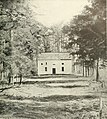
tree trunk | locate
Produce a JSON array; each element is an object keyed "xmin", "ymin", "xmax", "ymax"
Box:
[
  {"xmin": 83, "ymin": 61, "xmax": 84, "ymax": 77},
  {"xmin": 88, "ymin": 66, "xmax": 90, "ymax": 76},
  {"xmin": 96, "ymin": 59, "xmax": 99, "ymax": 81},
  {"xmin": 36, "ymin": 48, "xmax": 38, "ymax": 76},
  {"xmin": 1, "ymin": 61, "xmax": 4, "ymax": 81},
  {"xmin": 85, "ymin": 67, "xmax": 87, "ymax": 77},
  {"xmin": 1, "ymin": 71, "xmax": 4, "ymax": 81}
]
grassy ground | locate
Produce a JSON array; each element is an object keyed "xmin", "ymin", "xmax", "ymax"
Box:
[
  {"xmin": 0, "ymin": 95, "xmax": 100, "ymax": 119},
  {"xmin": 0, "ymin": 77, "xmax": 107, "ymax": 119}
]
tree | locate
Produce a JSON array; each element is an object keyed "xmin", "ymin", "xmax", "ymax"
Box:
[
  {"xmin": 62, "ymin": 0, "xmax": 106, "ymax": 81},
  {"xmin": 0, "ymin": 0, "xmax": 33, "ymax": 81},
  {"xmin": 0, "ymin": 1, "xmax": 13, "ymax": 81},
  {"xmin": 49, "ymin": 24, "xmax": 67, "ymax": 52}
]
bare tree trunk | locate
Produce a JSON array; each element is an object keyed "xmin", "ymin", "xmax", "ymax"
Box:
[
  {"xmin": 88, "ymin": 66, "xmax": 90, "ymax": 76},
  {"xmin": 36, "ymin": 48, "xmax": 38, "ymax": 76},
  {"xmin": 1, "ymin": 59, "xmax": 4, "ymax": 81},
  {"xmin": 83, "ymin": 61, "xmax": 84, "ymax": 77},
  {"xmin": 1, "ymin": 71, "xmax": 4, "ymax": 81},
  {"xmin": 85, "ymin": 67, "xmax": 88, "ymax": 77},
  {"xmin": 96, "ymin": 59, "xmax": 99, "ymax": 82},
  {"xmin": 1, "ymin": 39, "xmax": 5, "ymax": 81}
]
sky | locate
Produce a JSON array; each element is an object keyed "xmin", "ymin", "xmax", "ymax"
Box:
[{"xmin": 29, "ymin": 0, "xmax": 89, "ymax": 27}]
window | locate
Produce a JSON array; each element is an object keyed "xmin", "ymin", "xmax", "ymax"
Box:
[
  {"xmin": 45, "ymin": 67, "xmax": 47, "ymax": 71},
  {"xmin": 41, "ymin": 63, "xmax": 43, "ymax": 65},
  {"xmin": 62, "ymin": 63, "xmax": 64, "ymax": 65},
  {"xmin": 62, "ymin": 67, "xmax": 64, "ymax": 71},
  {"xmin": 46, "ymin": 62, "xmax": 47, "ymax": 65}
]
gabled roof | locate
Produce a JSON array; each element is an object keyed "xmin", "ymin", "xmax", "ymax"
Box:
[{"xmin": 38, "ymin": 52, "xmax": 72, "ymax": 60}]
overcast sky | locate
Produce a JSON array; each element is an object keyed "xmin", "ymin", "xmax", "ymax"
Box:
[{"xmin": 29, "ymin": 0, "xmax": 89, "ymax": 27}]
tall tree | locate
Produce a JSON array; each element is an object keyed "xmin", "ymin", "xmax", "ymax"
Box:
[
  {"xmin": 0, "ymin": 0, "xmax": 34, "ymax": 80},
  {"xmin": 63, "ymin": 0, "xmax": 106, "ymax": 80}
]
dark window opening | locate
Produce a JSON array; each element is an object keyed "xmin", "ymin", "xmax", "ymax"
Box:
[
  {"xmin": 45, "ymin": 67, "xmax": 47, "ymax": 71},
  {"xmin": 41, "ymin": 63, "xmax": 43, "ymax": 65},
  {"xmin": 62, "ymin": 67, "xmax": 64, "ymax": 71},
  {"xmin": 62, "ymin": 63, "xmax": 64, "ymax": 65},
  {"xmin": 46, "ymin": 62, "xmax": 47, "ymax": 65}
]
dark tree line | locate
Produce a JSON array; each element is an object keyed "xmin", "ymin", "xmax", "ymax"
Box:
[
  {"xmin": 62, "ymin": 0, "xmax": 106, "ymax": 81},
  {"xmin": 0, "ymin": 0, "xmax": 54, "ymax": 85}
]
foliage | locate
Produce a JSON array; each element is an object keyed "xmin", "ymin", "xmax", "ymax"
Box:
[
  {"xmin": 62, "ymin": 0, "xmax": 106, "ymax": 79},
  {"xmin": 49, "ymin": 24, "xmax": 67, "ymax": 52},
  {"xmin": 63, "ymin": 0, "xmax": 106, "ymax": 59},
  {"xmin": 0, "ymin": 0, "xmax": 55, "ymax": 78}
]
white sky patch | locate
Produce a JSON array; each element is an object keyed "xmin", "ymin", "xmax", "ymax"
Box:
[{"xmin": 29, "ymin": 0, "xmax": 89, "ymax": 27}]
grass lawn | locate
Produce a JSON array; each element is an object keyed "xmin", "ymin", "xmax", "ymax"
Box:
[{"xmin": 0, "ymin": 77, "xmax": 107, "ymax": 119}]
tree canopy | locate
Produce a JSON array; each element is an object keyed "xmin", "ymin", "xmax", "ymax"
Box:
[
  {"xmin": 0, "ymin": 0, "xmax": 54, "ymax": 78},
  {"xmin": 62, "ymin": 0, "xmax": 106, "ymax": 80}
]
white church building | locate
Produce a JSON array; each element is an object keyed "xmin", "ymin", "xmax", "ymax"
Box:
[{"xmin": 38, "ymin": 52, "xmax": 73, "ymax": 75}]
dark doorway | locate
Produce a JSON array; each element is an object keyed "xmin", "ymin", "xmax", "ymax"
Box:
[{"xmin": 52, "ymin": 68, "xmax": 56, "ymax": 74}]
